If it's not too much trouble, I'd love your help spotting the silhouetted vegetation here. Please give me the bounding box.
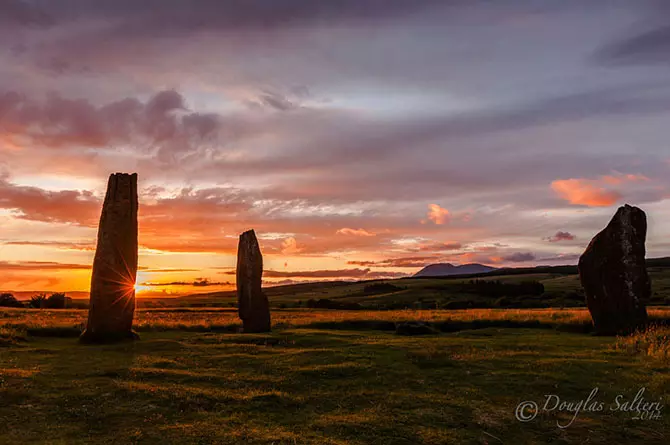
[42,293,72,309]
[0,293,22,308]
[362,282,403,294]
[29,294,48,308]
[460,279,545,298]
[306,298,362,310]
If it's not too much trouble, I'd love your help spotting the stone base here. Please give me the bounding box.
[79,329,140,344]
[242,321,271,333]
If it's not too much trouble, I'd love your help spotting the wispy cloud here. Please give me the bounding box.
[336,228,376,237]
[0,260,90,271]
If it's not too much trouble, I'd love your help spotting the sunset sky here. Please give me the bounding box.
[2,1,670,296]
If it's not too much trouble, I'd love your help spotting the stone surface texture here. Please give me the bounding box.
[578,204,650,335]
[81,173,139,343]
[237,229,271,333]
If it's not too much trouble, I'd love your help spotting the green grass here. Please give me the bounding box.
[1,328,668,444]
[616,325,670,361]
[1,308,669,444]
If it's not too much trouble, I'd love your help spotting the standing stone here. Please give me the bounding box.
[578,204,650,335]
[80,173,139,343]
[237,229,271,332]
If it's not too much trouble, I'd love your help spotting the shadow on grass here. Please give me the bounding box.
[304,318,596,334]
[9,316,670,341]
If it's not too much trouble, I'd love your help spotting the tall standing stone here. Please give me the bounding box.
[237,229,271,332]
[578,204,650,335]
[81,173,139,343]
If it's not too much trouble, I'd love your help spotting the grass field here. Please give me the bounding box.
[2,307,670,337]
[1,308,669,444]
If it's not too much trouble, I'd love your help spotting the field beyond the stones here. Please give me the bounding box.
[1,308,669,444]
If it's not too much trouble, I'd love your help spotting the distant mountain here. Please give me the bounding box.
[413,263,497,277]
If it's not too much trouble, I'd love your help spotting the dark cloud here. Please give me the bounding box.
[0,89,222,160]
[263,268,409,278]
[420,82,670,141]
[0,0,53,27]
[599,26,670,64]
[593,1,670,65]
[366,271,411,279]
[32,0,448,32]
[536,253,580,263]
[545,231,576,242]
[501,252,536,263]
[0,177,100,225]
[249,91,300,111]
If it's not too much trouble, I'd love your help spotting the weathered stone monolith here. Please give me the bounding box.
[80,173,139,343]
[578,204,650,335]
[237,229,271,332]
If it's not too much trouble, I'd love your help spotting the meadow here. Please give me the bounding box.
[1,307,669,444]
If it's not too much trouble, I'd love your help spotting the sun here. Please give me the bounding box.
[134,284,152,293]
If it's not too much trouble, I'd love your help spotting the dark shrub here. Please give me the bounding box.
[565,291,584,301]
[363,282,402,295]
[306,298,362,310]
[457,279,545,298]
[445,300,471,310]
[29,294,48,308]
[43,293,72,309]
[495,297,511,307]
[414,300,438,309]
[0,293,23,308]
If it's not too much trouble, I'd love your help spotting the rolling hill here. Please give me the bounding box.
[414,263,497,277]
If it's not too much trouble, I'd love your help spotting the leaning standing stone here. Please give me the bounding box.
[81,173,139,343]
[237,229,271,332]
[578,204,650,335]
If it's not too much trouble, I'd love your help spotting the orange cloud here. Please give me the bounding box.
[336,228,376,237]
[427,204,450,225]
[2,240,95,251]
[601,173,650,185]
[280,237,302,254]
[551,179,621,207]
[348,256,438,268]
[415,241,462,252]
[0,261,91,271]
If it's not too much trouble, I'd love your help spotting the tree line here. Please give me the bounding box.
[0,293,74,309]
